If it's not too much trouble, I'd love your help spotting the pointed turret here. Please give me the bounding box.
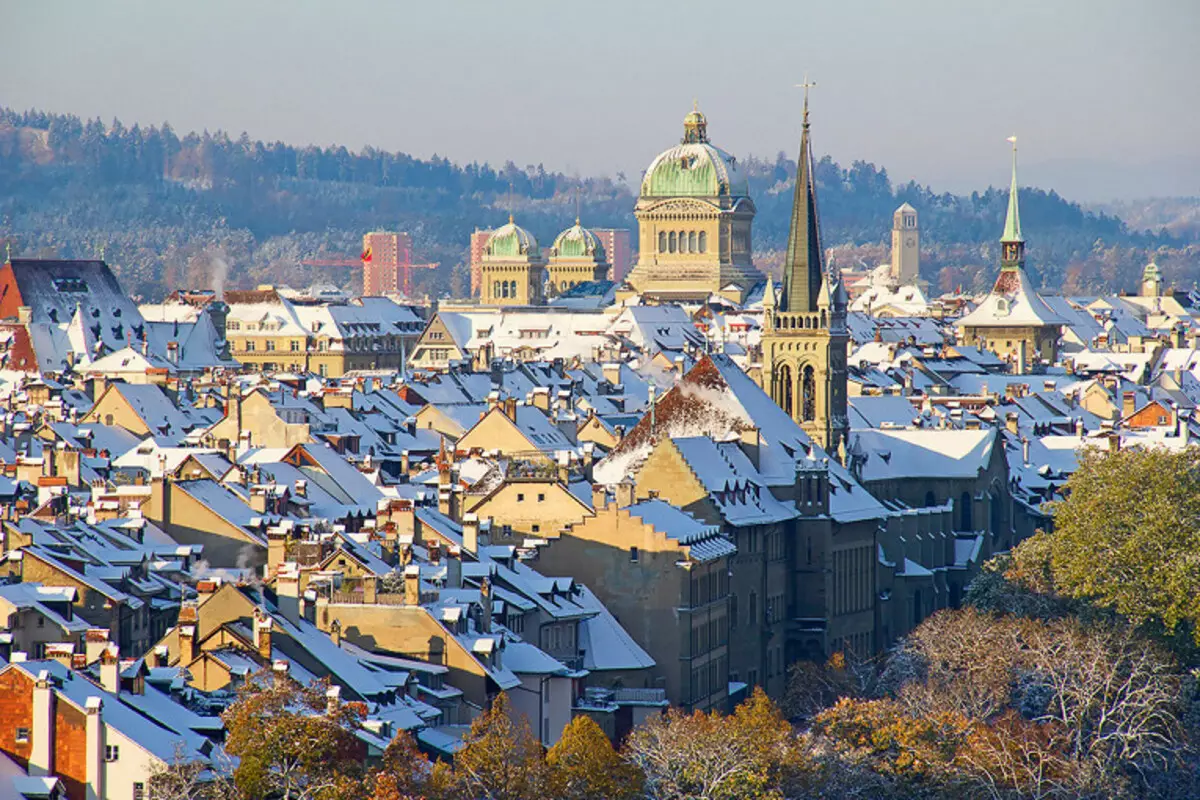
[1001,136,1025,268]
[781,90,823,313]
[763,273,776,310]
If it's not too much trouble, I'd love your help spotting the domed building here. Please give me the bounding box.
[480,217,547,306]
[546,219,610,297]
[625,105,762,301]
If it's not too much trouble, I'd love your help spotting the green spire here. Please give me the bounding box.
[782,77,823,313]
[1002,135,1023,243]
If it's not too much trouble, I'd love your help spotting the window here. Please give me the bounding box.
[668,232,677,253]
[104,414,114,426]
[266,340,276,352]
[105,744,120,762]
[318,363,328,377]
[802,365,816,421]
[537,493,545,502]
[15,727,28,743]
[688,231,697,253]
[290,340,300,351]
[517,493,525,502]
[227,321,240,331]
[629,546,639,563]
[245,340,256,352]
[748,591,757,625]
[133,783,145,800]
[531,524,540,533]
[658,231,667,252]
[698,231,708,253]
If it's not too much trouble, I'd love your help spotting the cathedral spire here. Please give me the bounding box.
[1001,136,1025,268]
[782,77,823,313]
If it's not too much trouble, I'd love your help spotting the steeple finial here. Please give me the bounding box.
[693,97,698,113]
[782,75,824,313]
[574,187,581,227]
[507,181,514,225]
[796,73,817,128]
[1003,135,1022,243]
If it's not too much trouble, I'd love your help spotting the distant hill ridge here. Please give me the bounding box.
[0,107,1194,299]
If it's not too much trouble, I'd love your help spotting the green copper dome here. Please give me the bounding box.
[486,219,539,258]
[551,222,605,260]
[1143,261,1161,280]
[640,109,748,199]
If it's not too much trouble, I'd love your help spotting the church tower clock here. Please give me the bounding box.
[890,202,919,285]
[761,84,849,456]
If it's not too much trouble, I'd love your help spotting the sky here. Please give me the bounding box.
[3,0,1198,201]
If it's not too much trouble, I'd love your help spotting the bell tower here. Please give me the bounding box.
[761,80,849,456]
[890,203,919,285]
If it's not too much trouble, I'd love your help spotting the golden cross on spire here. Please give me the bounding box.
[795,73,817,125]
[507,181,514,225]
[692,97,698,113]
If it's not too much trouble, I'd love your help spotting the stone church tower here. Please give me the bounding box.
[761,94,849,456]
[890,202,919,285]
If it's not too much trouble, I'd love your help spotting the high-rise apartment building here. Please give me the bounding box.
[361,232,412,297]
[591,228,632,285]
[469,229,492,297]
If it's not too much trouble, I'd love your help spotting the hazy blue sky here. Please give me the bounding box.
[3,0,1197,200]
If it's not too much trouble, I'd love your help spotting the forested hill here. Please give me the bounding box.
[1,107,1193,300]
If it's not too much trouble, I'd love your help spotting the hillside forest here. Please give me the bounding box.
[1,107,1196,301]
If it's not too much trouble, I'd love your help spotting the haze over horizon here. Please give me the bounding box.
[3,0,1197,202]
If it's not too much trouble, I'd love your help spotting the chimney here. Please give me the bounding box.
[530,387,550,412]
[1074,417,1085,437]
[479,577,493,633]
[293,479,307,498]
[272,660,290,684]
[1021,437,1030,465]
[504,396,518,421]
[329,618,342,647]
[428,540,441,564]
[403,564,421,605]
[1016,340,1027,376]
[84,629,110,665]
[557,452,571,486]
[1108,432,1121,453]
[276,565,301,625]
[446,547,462,589]
[99,645,120,694]
[438,486,452,517]
[31,671,54,777]
[1005,412,1019,436]
[581,441,595,481]
[400,450,411,476]
[179,624,198,664]
[615,478,636,508]
[267,530,289,579]
[462,513,480,555]
[363,575,378,604]
[1122,391,1137,418]
[738,427,761,470]
[86,697,105,800]
[591,483,608,510]
[253,608,273,660]
[325,685,341,716]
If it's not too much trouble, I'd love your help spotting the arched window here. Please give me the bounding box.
[668,232,677,253]
[820,310,827,327]
[679,231,687,251]
[959,491,973,531]
[510,280,518,298]
[776,364,793,416]
[658,231,667,252]
[493,280,501,299]
[802,366,816,421]
[688,231,697,253]
[698,231,707,253]
[560,280,567,290]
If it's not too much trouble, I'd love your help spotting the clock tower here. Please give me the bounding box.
[890,202,919,285]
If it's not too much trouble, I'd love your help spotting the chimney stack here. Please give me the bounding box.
[326,685,341,716]
[85,697,105,800]
[31,671,54,777]
[253,607,273,660]
[99,645,120,694]
[479,577,493,633]
[462,513,480,555]
[403,564,421,605]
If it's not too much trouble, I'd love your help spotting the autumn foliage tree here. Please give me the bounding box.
[221,672,365,800]
[546,715,642,800]
[449,692,549,800]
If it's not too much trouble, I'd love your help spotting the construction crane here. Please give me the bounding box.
[300,253,439,297]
